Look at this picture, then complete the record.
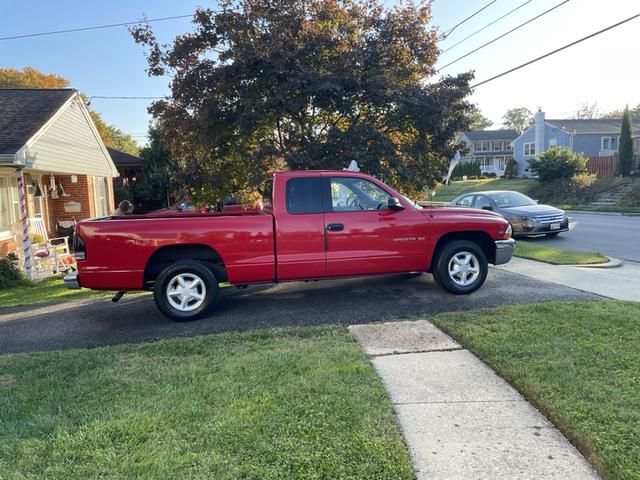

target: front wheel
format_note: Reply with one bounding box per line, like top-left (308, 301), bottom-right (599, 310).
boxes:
top-left (153, 260), bottom-right (219, 321)
top-left (432, 240), bottom-right (488, 294)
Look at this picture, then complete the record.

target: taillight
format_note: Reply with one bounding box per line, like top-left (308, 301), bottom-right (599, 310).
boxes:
top-left (73, 234), bottom-right (86, 260)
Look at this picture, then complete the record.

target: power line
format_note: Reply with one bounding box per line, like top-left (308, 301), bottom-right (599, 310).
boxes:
top-left (441, 0), bottom-right (533, 54)
top-left (440, 0), bottom-right (498, 39)
top-left (0, 14), bottom-right (195, 42)
top-left (472, 12), bottom-right (640, 88)
top-left (439, 0), bottom-right (570, 71)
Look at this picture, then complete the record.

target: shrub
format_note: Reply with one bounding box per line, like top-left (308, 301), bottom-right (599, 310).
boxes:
top-left (504, 158), bottom-right (517, 178)
top-left (528, 147), bottom-right (588, 183)
top-left (0, 253), bottom-right (27, 289)
top-left (468, 175), bottom-right (478, 180)
top-left (451, 159), bottom-right (481, 179)
top-left (528, 173), bottom-right (597, 204)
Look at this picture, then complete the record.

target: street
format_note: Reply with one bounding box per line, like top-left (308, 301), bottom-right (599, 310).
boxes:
top-left (527, 212), bottom-right (640, 262)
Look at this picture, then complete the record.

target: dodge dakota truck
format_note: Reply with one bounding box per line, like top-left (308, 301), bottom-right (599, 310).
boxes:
top-left (66, 170), bottom-right (515, 321)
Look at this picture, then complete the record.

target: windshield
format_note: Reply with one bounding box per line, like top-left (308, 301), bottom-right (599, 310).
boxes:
top-left (488, 191), bottom-right (536, 208)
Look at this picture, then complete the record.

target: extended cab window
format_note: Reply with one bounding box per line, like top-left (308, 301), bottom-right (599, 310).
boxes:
top-left (286, 178), bottom-right (324, 214)
top-left (330, 177), bottom-right (392, 211)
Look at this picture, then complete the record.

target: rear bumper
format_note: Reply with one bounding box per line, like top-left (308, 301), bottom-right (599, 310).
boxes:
top-left (64, 273), bottom-right (81, 289)
top-left (494, 239), bottom-right (516, 265)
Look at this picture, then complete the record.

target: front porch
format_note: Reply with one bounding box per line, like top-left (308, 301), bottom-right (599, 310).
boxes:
top-left (478, 155), bottom-right (512, 177)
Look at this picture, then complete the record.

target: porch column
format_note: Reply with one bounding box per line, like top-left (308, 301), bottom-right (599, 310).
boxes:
top-left (15, 169), bottom-right (33, 280)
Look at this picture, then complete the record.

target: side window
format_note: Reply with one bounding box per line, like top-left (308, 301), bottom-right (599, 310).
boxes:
top-left (286, 178), bottom-right (324, 214)
top-left (474, 195), bottom-right (492, 209)
top-left (456, 195), bottom-right (474, 207)
top-left (330, 177), bottom-right (392, 211)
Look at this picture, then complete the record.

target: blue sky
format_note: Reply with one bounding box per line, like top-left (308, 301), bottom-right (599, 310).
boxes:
top-left (2, 0), bottom-right (639, 143)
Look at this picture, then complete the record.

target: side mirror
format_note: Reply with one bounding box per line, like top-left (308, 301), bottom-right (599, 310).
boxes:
top-left (481, 205), bottom-right (493, 211)
top-left (388, 197), bottom-right (404, 210)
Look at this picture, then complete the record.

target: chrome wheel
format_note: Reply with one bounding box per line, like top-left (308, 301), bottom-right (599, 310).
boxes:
top-left (166, 273), bottom-right (207, 312)
top-left (447, 251), bottom-right (480, 287)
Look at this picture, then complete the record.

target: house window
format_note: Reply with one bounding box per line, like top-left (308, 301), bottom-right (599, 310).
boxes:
top-left (524, 143), bottom-right (535, 156)
top-left (475, 142), bottom-right (489, 152)
top-left (549, 138), bottom-right (557, 147)
top-left (601, 137), bottom-right (612, 151)
top-left (506, 143), bottom-right (513, 151)
top-left (492, 141), bottom-right (502, 151)
top-left (0, 174), bottom-right (20, 236)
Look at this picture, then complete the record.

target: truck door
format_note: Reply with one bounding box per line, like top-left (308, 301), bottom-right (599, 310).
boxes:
top-left (274, 176), bottom-right (327, 280)
top-left (324, 176), bottom-right (428, 277)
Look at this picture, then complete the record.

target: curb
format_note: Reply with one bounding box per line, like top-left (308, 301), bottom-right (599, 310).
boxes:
top-left (566, 256), bottom-right (622, 269)
top-left (566, 210), bottom-right (640, 217)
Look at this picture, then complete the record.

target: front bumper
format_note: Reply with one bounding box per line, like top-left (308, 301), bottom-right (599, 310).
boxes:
top-left (64, 273), bottom-right (81, 289)
top-left (514, 218), bottom-right (570, 236)
top-left (494, 238), bottom-right (516, 265)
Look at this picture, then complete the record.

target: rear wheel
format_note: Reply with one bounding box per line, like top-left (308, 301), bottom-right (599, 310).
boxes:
top-left (432, 240), bottom-right (488, 294)
top-left (153, 260), bottom-right (218, 321)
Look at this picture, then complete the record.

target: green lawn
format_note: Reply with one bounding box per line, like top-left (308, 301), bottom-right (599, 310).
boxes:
top-left (0, 276), bottom-right (110, 309)
top-left (0, 326), bottom-right (413, 480)
top-left (432, 178), bottom-right (536, 202)
top-left (431, 301), bottom-right (640, 480)
top-left (514, 240), bottom-right (608, 265)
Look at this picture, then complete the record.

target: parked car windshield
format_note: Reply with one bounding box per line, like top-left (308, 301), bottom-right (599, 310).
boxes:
top-left (487, 191), bottom-right (536, 208)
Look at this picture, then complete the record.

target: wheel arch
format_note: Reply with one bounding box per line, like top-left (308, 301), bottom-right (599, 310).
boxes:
top-left (431, 231), bottom-right (496, 268)
top-left (144, 244), bottom-right (228, 287)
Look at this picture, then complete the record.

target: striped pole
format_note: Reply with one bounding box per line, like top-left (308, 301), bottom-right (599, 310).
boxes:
top-left (15, 169), bottom-right (33, 280)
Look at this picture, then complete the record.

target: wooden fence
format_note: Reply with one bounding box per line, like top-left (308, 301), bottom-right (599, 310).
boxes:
top-left (587, 155), bottom-right (616, 177)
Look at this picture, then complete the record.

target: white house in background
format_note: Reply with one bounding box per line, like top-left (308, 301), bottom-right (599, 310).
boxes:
top-left (0, 88), bottom-right (118, 257)
top-left (455, 129), bottom-right (519, 176)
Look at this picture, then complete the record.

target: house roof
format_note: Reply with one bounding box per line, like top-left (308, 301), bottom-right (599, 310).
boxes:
top-left (546, 118), bottom-right (640, 134)
top-left (107, 147), bottom-right (144, 167)
top-left (461, 129), bottom-right (519, 141)
top-left (0, 88), bottom-right (77, 154)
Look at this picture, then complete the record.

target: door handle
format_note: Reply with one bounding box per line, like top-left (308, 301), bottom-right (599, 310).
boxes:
top-left (326, 223), bottom-right (344, 232)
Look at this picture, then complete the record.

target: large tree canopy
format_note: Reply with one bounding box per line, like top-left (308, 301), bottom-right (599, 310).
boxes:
top-left (132, 0), bottom-right (473, 201)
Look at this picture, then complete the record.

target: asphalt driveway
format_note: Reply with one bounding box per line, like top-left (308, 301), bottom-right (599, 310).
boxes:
top-left (0, 268), bottom-right (600, 355)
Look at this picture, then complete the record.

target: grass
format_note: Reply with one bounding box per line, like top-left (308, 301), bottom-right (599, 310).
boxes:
top-left (431, 178), bottom-right (535, 202)
top-left (514, 240), bottom-right (608, 265)
top-left (0, 276), bottom-right (110, 309)
top-left (431, 301), bottom-right (640, 480)
top-left (0, 325), bottom-right (413, 480)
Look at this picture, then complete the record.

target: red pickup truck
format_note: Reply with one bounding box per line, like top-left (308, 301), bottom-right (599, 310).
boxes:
top-left (66, 170), bottom-right (514, 321)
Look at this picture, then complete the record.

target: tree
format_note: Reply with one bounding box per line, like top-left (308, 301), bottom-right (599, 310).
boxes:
top-left (502, 107), bottom-right (533, 133)
top-left (528, 147), bottom-right (587, 183)
top-left (601, 103), bottom-right (640, 119)
top-left (573, 102), bottom-right (598, 119)
top-left (467, 107), bottom-right (493, 130)
top-left (131, 0), bottom-right (474, 202)
top-left (0, 67), bottom-right (68, 88)
top-left (619, 105), bottom-right (633, 176)
top-left (0, 67), bottom-right (138, 154)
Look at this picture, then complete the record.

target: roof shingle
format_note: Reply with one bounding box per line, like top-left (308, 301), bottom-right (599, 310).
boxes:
top-left (546, 118), bottom-right (640, 134)
top-left (0, 88), bottom-right (76, 155)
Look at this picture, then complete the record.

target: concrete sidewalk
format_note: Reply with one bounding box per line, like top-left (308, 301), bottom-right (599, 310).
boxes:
top-left (349, 321), bottom-right (602, 480)
top-left (496, 257), bottom-right (640, 301)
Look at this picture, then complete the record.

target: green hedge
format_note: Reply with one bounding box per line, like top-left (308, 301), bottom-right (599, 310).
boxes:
top-left (451, 159), bottom-right (481, 178)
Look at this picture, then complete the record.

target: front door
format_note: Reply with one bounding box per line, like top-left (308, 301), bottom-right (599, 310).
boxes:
top-left (323, 176), bottom-right (428, 277)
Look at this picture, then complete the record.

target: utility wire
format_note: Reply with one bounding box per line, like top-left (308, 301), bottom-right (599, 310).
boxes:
top-left (0, 14), bottom-right (195, 41)
top-left (439, 0), bottom-right (570, 71)
top-left (441, 0), bottom-right (533, 54)
top-left (471, 12), bottom-right (640, 88)
top-left (440, 0), bottom-right (498, 39)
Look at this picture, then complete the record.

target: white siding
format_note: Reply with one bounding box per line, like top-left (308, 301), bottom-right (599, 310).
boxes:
top-left (23, 96), bottom-right (117, 177)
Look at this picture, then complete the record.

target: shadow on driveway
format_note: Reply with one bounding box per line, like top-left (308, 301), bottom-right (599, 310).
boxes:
top-left (0, 269), bottom-right (601, 355)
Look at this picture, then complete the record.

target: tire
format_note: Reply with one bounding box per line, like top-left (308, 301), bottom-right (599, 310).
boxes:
top-left (153, 260), bottom-right (219, 321)
top-left (432, 240), bottom-right (488, 295)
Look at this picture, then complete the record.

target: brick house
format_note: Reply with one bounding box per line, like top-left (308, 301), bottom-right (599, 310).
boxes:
top-left (0, 88), bottom-right (118, 256)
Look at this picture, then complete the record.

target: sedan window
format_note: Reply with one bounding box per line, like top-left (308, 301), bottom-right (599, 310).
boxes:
top-left (474, 196), bottom-right (493, 209)
top-left (456, 195), bottom-right (474, 207)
